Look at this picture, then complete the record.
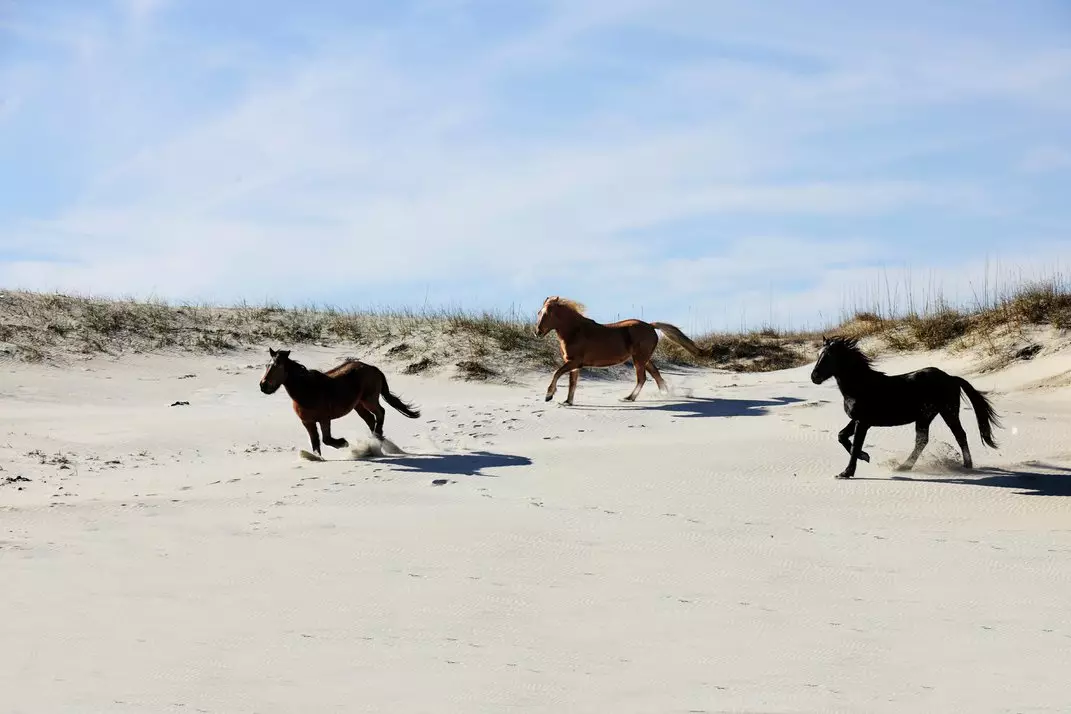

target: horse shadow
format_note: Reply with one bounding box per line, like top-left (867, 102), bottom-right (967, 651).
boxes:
top-left (379, 450), bottom-right (532, 477)
top-left (885, 462), bottom-right (1071, 496)
top-left (572, 396), bottom-right (805, 418)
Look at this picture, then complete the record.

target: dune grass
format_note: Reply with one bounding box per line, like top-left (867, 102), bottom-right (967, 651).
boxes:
top-left (836, 274), bottom-right (1071, 351)
top-left (0, 291), bottom-right (562, 376)
top-left (1, 273), bottom-right (1068, 378)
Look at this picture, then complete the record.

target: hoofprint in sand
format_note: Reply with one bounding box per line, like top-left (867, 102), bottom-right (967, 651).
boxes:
top-left (2, 344), bottom-right (1071, 713)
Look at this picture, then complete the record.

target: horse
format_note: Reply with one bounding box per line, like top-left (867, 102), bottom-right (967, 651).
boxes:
top-left (534, 296), bottom-right (707, 405)
top-left (810, 336), bottom-right (1000, 479)
top-left (259, 348), bottom-right (420, 458)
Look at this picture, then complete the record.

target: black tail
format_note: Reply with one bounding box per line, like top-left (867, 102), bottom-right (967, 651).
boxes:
top-left (382, 377), bottom-right (420, 419)
top-left (956, 377), bottom-right (1000, 448)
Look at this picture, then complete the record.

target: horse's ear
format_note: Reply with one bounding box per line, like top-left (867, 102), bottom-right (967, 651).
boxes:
top-left (280, 350), bottom-right (290, 359)
top-left (821, 335), bottom-right (828, 345)
top-left (269, 347), bottom-right (277, 357)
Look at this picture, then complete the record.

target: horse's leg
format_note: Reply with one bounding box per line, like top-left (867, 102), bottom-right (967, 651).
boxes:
top-left (623, 359), bottom-right (647, 401)
top-left (371, 401), bottom-right (387, 438)
top-left (837, 422), bottom-right (869, 479)
top-left (565, 368), bottom-right (580, 406)
top-left (940, 406), bottom-right (973, 469)
top-left (838, 420), bottom-right (870, 462)
top-left (897, 412), bottom-right (936, 471)
top-left (302, 420), bottom-right (322, 457)
top-left (320, 419), bottom-right (349, 449)
top-left (646, 362), bottom-right (668, 393)
top-left (545, 360), bottom-right (581, 402)
top-left (354, 404), bottom-right (377, 434)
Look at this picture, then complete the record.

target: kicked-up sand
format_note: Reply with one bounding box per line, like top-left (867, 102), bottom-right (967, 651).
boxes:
top-left (2, 344), bottom-right (1071, 713)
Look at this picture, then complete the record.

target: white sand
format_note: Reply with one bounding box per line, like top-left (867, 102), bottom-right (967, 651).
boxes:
top-left (2, 345), bottom-right (1071, 713)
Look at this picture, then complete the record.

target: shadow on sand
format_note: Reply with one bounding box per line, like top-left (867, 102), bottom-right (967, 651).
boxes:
top-left (380, 450), bottom-right (532, 477)
top-left (571, 395), bottom-right (806, 418)
top-left (882, 462), bottom-right (1071, 496)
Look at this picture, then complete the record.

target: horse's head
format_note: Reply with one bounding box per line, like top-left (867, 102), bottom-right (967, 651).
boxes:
top-left (535, 296), bottom-right (585, 336)
top-left (810, 336), bottom-right (864, 384)
top-left (260, 348), bottom-right (291, 394)
top-left (535, 296), bottom-right (557, 336)
top-left (810, 337), bottom-right (835, 384)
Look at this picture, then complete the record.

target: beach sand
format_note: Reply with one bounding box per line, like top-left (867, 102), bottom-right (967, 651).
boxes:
top-left (3, 345), bottom-right (1070, 713)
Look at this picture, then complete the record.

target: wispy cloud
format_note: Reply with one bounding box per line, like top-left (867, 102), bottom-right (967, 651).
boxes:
top-left (1, 0), bottom-right (1068, 328)
top-left (1020, 146), bottom-right (1071, 174)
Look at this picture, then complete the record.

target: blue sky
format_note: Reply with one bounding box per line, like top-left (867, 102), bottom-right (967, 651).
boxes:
top-left (1, 0), bottom-right (1069, 331)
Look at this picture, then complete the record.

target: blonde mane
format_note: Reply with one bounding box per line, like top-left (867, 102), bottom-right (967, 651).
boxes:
top-left (547, 296), bottom-right (586, 315)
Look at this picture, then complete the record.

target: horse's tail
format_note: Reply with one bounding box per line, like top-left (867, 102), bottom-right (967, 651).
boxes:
top-left (649, 322), bottom-right (706, 357)
top-left (381, 377), bottom-right (421, 419)
top-left (955, 376), bottom-right (1000, 448)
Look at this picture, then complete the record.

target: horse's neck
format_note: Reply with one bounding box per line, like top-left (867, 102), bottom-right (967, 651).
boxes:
top-left (834, 366), bottom-right (881, 397)
top-left (283, 367), bottom-right (318, 405)
top-left (555, 312), bottom-right (592, 339)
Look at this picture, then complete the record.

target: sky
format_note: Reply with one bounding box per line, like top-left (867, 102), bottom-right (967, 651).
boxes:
top-left (1, 0), bottom-right (1069, 332)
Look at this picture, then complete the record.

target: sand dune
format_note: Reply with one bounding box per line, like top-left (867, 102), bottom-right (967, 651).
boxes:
top-left (2, 344), bottom-right (1070, 713)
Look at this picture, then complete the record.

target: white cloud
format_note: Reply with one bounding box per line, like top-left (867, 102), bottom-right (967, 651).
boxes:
top-left (1019, 146), bottom-right (1071, 174)
top-left (1, 0), bottom-right (1068, 328)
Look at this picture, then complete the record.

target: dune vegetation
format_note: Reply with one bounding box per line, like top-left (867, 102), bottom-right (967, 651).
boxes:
top-left (1, 275), bottom-right (1068, 379)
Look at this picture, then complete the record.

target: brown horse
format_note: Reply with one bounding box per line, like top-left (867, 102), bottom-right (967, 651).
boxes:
top-left (259, 348), bottom-right (420, 458)
top-left (534, 296), bottom-right (707, 405)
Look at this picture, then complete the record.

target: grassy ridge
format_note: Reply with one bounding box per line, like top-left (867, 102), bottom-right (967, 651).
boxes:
top-left (837, 277), bottom-right (1071, 353)
top-left (1, 279), bottom-right (1069, 377)
top-left (0, 292), bottom-right (561, 377)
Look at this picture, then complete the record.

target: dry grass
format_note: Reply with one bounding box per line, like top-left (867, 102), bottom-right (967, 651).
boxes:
top-left (0, 291), bottom-right (559, 377)
top-left (2, 275), bottom-right (1068, 380)
top-left (837, 276), bottom-right (1071, 352)
top-left (0, 290), bottom-right (821, 375)
top-left (655, 329), bottom-right (818, 373)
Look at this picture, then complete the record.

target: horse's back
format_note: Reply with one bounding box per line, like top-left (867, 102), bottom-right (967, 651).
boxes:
top-left (320, 360), bottom-right (385, 392)
top-left (899, 365), bottom-right (957, 386)
top-left (603, 318), bottom-right (657, 339)
top-left (324, 359), bottom-right (371, 377)
top-left (603, 318), bottom-right (648, 329)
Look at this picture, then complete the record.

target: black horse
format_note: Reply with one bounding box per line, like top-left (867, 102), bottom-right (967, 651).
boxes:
top-left (810, 336), bottom-right (1000, 479)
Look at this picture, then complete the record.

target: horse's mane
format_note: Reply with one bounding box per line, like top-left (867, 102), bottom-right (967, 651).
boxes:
top-left (826, 335), bottom-right (882, 373)
top-left (548, 296), bottom-right (586, 316)
top-left (281, 353), bottom-right (310, 375)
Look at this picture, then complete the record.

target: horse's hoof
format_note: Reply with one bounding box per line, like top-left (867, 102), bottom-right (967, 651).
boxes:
top-left (561, 400), bottom-right (573, 406)
top-left (545, 394), bottom-right (553, 402)
top-left (859, 451), bottom-right (871, 463)
top-left (894, 463), bottom-right (913, 472)
top-left (835, 471), bottom-right (854, 479)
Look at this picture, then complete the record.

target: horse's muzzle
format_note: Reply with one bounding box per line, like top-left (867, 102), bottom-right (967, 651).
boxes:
top-left (809, 370), bottom-right (823, 385)
top-left (259, 381), bottom-right (278, 394)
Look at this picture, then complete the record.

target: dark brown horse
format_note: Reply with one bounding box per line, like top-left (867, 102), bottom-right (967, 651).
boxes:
top-left (535, 296), bottom-right (707, 405)
top-left (259, 348), bottom-right (420, 458)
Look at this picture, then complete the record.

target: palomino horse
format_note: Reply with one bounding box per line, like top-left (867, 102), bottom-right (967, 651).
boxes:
top-left (811, 336), bottom-right (1000, 479)
top-left (259, 348), bottom-right (420, 458)
top-left (534, 296), bottom-right (707, 405)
